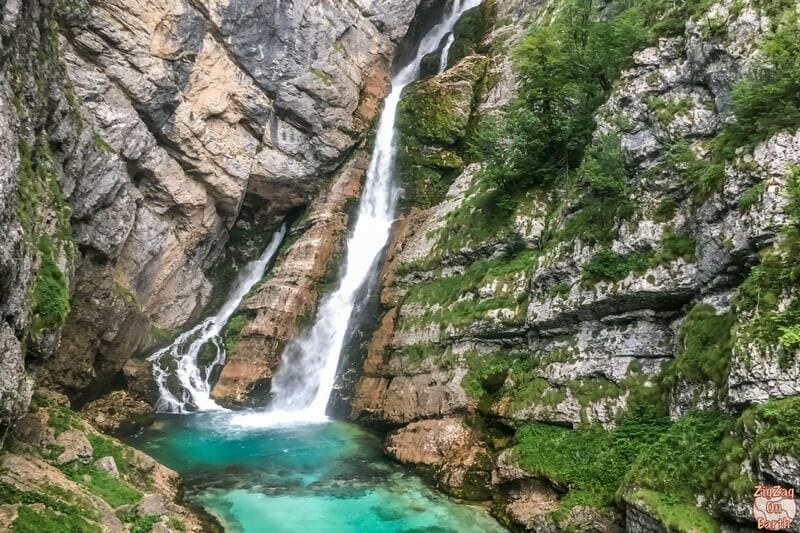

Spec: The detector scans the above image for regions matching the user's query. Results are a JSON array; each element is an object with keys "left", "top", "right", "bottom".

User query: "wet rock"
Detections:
[{"left": 385, "top": 418, "right": 491, "bottom": 500}]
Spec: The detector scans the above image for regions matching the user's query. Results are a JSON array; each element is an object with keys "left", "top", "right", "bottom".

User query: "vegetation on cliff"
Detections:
[{"left": 384, "top": 0, "right": 800, "bottom": 530}]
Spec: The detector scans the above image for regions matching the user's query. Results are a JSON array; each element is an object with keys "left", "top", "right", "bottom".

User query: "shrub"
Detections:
[
  {"left": 582, "top": 250, "right": 650, "bottom": 283},
  {"left": 660, "top": 304, "right": 736, "bottom": 390},
  {"left": 31, "top": 236, "right": 70, "bottom": 334}
]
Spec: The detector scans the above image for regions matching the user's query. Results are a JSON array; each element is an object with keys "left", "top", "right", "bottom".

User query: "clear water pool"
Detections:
[{"left": 130, "top": 413, "right": 507, "bottom": 533}]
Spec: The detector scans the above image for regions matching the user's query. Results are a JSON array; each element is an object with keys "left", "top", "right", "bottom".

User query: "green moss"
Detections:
[
  {"left": 661, "top": 304, "right": 736, "bottom": 393},
  {"left": 222, "top": 312, "right": 250, "bottom": 352},
  {"left": 396, "top": 56, "right": 487, "bottom": 153},
  {"left": 61, "top": 462, "right": 141, "bottom": 507},
  {"left": 168, "top": 517, "right": 186, "bottom": 531},
  {"left": 311, "top": 69, "right": 334, "bottom": 86},
  {"left": 447, "top": 5, "right": 491, "bottom": 67},
  {"left": 30, "top": 236, "right": 70, "bottom": 335},
  {"left": 91, "top": 133, "right": 116, "bottom": 154},
  {"left": 120, "top": 512, "right": 160, "bottom": 533},
  {"left": 627, "top": 489, "right": 719, "bottom": 533},
  {"left": 87, "top": 433, "right": 132, "bottom": 475},
  {"left": 11, "top": 505, "right": 101, "bottom": 533}
]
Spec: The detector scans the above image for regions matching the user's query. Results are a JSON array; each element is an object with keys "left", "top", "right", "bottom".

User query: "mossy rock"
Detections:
[
  {"left": 397, "top": 55, "right": 488, "bottom": 145},
  {"left": 448, "top": 6, "right": 491, "bottom": 67},
  {"left": 420, "top": 50, "right": 442, "bottom": 78}
]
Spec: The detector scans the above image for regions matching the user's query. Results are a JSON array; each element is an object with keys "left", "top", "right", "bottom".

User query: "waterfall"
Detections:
[
  {"left": 439, "top": 33, "right": 455, "bottom": 73},
  {"left": 236, "top": 0, "right": 482, "bottom": 427},
  {"left": 148, "top": 224, "right": 287, "bottom": 413}
]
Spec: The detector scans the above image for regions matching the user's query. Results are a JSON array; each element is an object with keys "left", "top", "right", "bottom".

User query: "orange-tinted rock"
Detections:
[{"left": 211, "top": 151, "right": 369, "bottom": 406}]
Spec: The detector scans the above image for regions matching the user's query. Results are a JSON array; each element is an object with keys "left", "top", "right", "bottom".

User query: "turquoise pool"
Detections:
[{"left": 131, "top": 413, "right": 507, "bottom": 533}]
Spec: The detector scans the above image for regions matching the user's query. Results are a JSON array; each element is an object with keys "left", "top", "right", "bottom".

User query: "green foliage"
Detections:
[
  {"left": 120, "top": 512, "right": 160, "bottom": 533},
  {"left": 661, "top": 304, "right": 736, "bottom": 392},
  {"left": 61, "top": 462, "right": 141, "bottom": 508},
  {"left": 666, "top": 140, "right": 726, "bottom": 200},
  {"left": 582, "top": 231, "right": 695, "bottom": 283},
  {"left": 46, "top": 404, "right": 83, "bottom": 435},
  {"left": 223, "top": 312, "right": 250, "bottom": 352},
  {"left": 31, "top": 236, "right": 70, "bottom": 335},
  {"left": 582, "top": 250, "right": 650, "bottom": 284},
  {"left": 11, "top": 505, "right": 101, "bottom": 533},
  {"left": 623, "top": 410, "right": 734, "bottom": 513},
  {"left": 734, "top": 169, "right": 800, "bottom": 364},
  {"left": 738, "top": 182, "right": 767, "bottom": 212},
  {"left": 653, "top": 199, "right": 678, "bottom": 222},
  {"left": 1, "top": 483, "right": 100, "bottom": 533},
  {"left": 652, "top": 231, "right": 696, "bottom": 265},
  {"left": 311, "top": 69, "right": 334, "bottom": 86},
  {"left": 627, "top": 489, "right": 719, "bottom": 533},
  {"left": 644, "top": 95, "right": 694, "bottom": 125},
  {"left": 447, "top": 5, "right": 491, "bottom": 66},
  {"left": 472, "top": 2, "right": 648, "bottom": 208},
  {"left": 404, "top": 250, "right": 536, "bottom": 306},
  {"left": 514, "top": 406, "right": 670, "bottom": 521},
  {"left": 168, "top": 518, "right": 187, "bottom": 532},
  {"left": 738, "top": 396, "right": 800, "bottom": 459},
  {"left": 87, "top": 433, "right": 132, "bottom": 475},
  {"left": 719, "top": 6, "right": 800, "bottom": 155}
]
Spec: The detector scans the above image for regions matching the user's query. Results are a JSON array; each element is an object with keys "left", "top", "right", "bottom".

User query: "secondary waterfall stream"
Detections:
[
  {"left": 244, "top": 0, "right": 482, "bottom": 426},
  {"left": 148, "top": 225, "right": 286, "bottom": 413}
]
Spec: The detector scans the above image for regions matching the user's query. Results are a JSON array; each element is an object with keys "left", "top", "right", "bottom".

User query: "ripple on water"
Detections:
[{"left": 129, "top": 413, "right": 507, "bottom": 533}]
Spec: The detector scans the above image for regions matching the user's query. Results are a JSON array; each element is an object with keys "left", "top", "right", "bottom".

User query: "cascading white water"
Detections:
[
  {"left": 439, "top": 33, "right": 456, "bottom": 73},
  {"left": 148, "top": 224, "right": 287, "bottom": 413},
  {"left": 236, "top": 0, "right": 482, "bottom": 427}
]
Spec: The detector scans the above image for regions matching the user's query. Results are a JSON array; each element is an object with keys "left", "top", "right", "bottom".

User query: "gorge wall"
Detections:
[
  {"left": 344, "top": 0, "right": 800, "bottom": 531},
  {"left": 2, "top": 0, "right": 800, "bottom": 532}
]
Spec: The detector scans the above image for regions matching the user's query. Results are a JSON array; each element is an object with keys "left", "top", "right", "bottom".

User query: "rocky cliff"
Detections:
[
  {"left": 0, "top": 0, "right": 423, "bottom": 424},
  {"left": 347, "top": 0, "right": 800, "bottom": 531},
  {"left": 3, "top": 0, "right": 800, "bottom": 532}
]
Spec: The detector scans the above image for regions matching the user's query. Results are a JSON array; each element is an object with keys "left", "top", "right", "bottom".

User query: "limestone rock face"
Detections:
[{"left": 385, "top": 418, "right": 491, "bottom": 500}]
